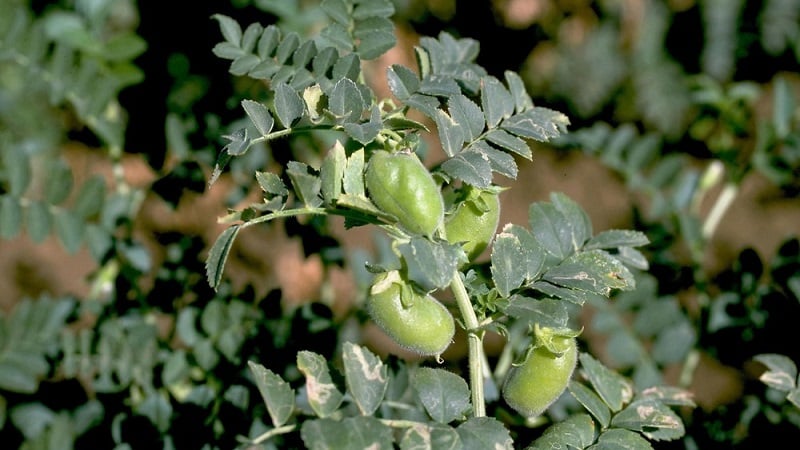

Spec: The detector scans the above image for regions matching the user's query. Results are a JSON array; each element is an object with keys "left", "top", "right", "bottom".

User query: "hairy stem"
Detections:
[
  {"left": 450, "top": 270, "right": 486, "bottom": 417},
  {"left": 251, "top": 424, "right": 297, "bottom": 445}
]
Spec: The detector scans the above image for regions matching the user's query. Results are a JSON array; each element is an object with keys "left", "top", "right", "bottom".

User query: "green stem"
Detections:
[
  {"left": 249, "top": 124, "right": 337, "bottom": 145},
  {"left": 236, "top": 206, "right": 327, "bottom": 228},
  {"left": 379, "top": 419, "right": 430, "bottom": 428},
  {"left": 449, "top": 270, "right": 486, "bottom": 417},
  {"left": 678, "top": 348, "right": 701, "bottom": 388},
  {"left": 250, "top": 424, "right": 297, "bottom": 445},
  {"left": 701, "top": 181, "right": 738, "bottom": 240}
]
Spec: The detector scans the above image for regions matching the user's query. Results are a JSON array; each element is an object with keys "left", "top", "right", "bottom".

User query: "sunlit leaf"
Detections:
[
  {"left": 448, "top": 94, "right": 485, "bottom": 141},
  {"left": 469, "top": 141, "right": 517, "bottom": 179},
  {"left": 501, "top": 107, "right": 569, "bottom": 142},
  {"left": 387, "top": 64, "right": 420, "bottom": 100},
  {"left": 297, "top": 351, "right": 343, "bottom": 418},
  {"left": 441, "top": 148, "right": 491, "bottom": 187},
  {"left": 313, "top": 46, "right": 338, "bottom": 77},
  {"left": 481, "top": 76, "right": 513, "bottom": 128},
  {"left": 491, "top": 230, "right": 528, "bottom": 298},
  {"left": 212, "top": 14, "right": 242, "bottom": 45},
  {"left": 248, "top": 361, "right": 295, "bottom": 427},
  {"left": 332, "top": 53, "right": 360, "bottom": 81},
  {"left": 505, "top": 71, "right": 533, "bottom": 113},
  {"left": 342, "top": 342, "right": 389, "bottom": 416},
  {"left": 434, "top": 109, "right": 466, "bottom": 157},
  {"left": 343, "top": 148, "right": 366, "bottom": 196},
  {"left": 321, "top": 141, "right": 346, "bottom": 205},
  {"left": 484, "top": 128, "right": 531, "bottom": 160},
  {"left": 286, "top": 161, "right": 322, "bottom": 208}
]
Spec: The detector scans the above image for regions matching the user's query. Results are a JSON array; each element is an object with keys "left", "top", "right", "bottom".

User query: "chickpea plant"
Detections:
[{"left": 204, "top": 0, "right": 694, "bottom": 447}]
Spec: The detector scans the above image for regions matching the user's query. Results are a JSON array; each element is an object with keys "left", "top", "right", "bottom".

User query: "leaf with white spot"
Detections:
[
  {"left": 542, "top": 249, "right": 635, "bottom": 297},
  {"left": 754, "top": 353, "right": 797, "bottom": 392},
  {"left": 611, "top": 398, "right": 685, "bottom": 441},
  {"left": 342, "top": 342, "right": 389, "bottom": 415},
  {"left": 297, "top": 351, "right": 343, "bottom": 418}
]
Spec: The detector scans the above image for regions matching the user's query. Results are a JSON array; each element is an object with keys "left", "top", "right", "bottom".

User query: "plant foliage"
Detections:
[{"left": 0, "top": 0, "right": 799, "bottom": 448}]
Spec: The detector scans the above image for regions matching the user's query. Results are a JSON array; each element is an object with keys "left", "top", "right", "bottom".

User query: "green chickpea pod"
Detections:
[{"left": 366, "top": 270, "right": 455, "bottom": 357}]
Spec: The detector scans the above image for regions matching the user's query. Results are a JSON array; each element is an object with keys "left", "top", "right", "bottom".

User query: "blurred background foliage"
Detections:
[{"left": 1, "top": 0, "right": 799, "bottom": 448}]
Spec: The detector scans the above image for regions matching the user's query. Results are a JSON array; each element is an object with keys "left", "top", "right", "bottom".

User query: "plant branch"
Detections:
[
  {"left": 702, "top": 181, "right": 738, "bottom": 240},
  {"left": 449, "top": 270, "right": 486, "bottom": 417},
  {"left": 250, "top": 424, "right": 297, "bottom": 445}
]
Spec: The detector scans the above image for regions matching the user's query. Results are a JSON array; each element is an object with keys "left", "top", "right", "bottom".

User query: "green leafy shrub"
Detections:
[{"left": 1, "top": 0, "right": 799, "bottom": 449}]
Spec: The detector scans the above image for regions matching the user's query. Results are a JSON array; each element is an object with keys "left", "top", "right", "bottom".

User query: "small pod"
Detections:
[
  {"left": 502, "top": 334, "right": 578, "bottom": 417},
  {"left": 444, "top": 187, "right": 501, "bottom": 261},
  {"left": 366, "top": 271, "right": 455, "bottom": 357},
  {"left": 365, "top": 150, "right": 444, "bottom": 237}
]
